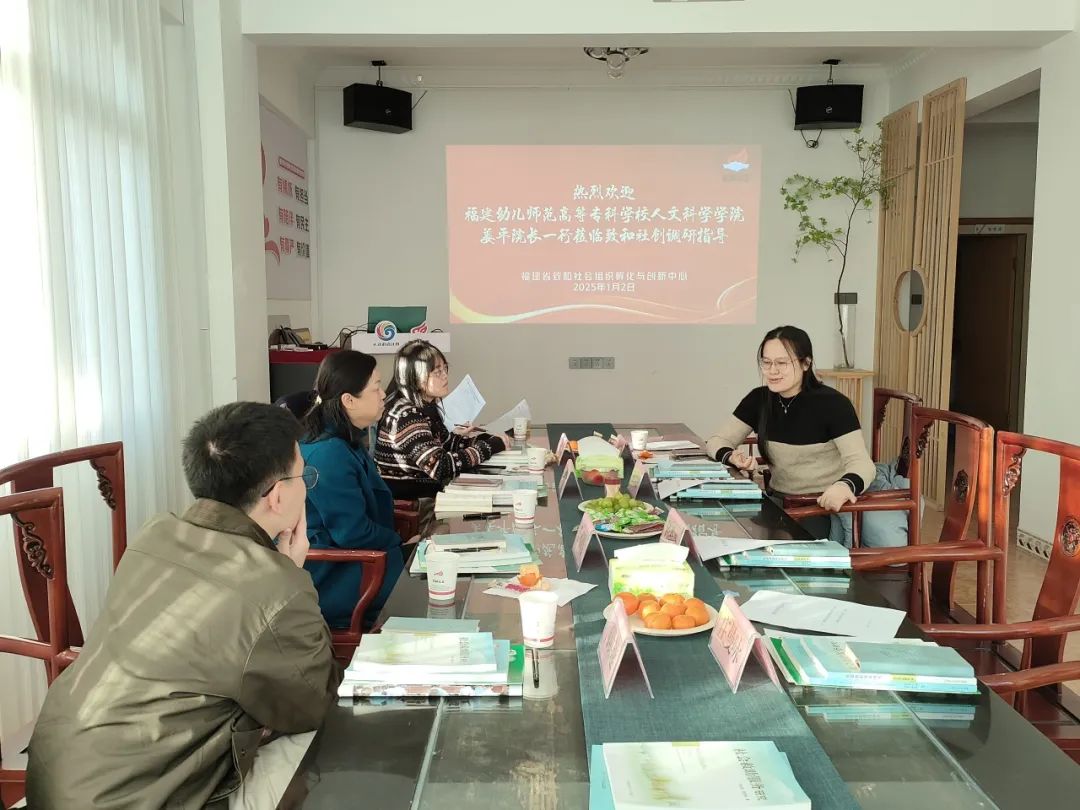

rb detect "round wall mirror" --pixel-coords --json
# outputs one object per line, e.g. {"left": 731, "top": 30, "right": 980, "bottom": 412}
{"left": 896, "top": 269, "right": 926, "bottom": 332}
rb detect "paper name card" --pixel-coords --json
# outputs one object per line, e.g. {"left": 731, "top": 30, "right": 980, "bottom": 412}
{"left": 598, "top": 598, "right": 653, "bottom": 699}
{"left": 572, "top": 513, "right": 606, "bottom": 571}
{"left": 557, "top": 458, "right": 581, "bottom": 499}
{"left": 709, "top": 595, "right": 781, "bottom": 692}
{"left": 627, "top": 460, "right": 656, "bottom": 499}
{"left": 554, "top": 433, "right": 572, "bottom": 463}
{"left": 660, "top": 508, "right": 705, "bottom": 562}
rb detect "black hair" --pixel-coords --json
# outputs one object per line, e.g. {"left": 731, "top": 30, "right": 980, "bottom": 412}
{"left": 384, "top": 340, "right": 448, "bottom": 409}
{"left": 302, "top": 350, "right": 378, "bottom": 448}
{"left": 182, "top": 401, "right": 303, "bottom": 511}
{"left": 755, "top": 325, "right": 822, "bottom": 463}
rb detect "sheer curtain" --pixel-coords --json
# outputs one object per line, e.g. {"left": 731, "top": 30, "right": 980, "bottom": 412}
{"left": 0, "top": 0, "right": 210, "bottom": 736}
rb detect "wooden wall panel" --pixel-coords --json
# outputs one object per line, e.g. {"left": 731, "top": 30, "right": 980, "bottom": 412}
{"left": 910, "top": 79, "right": 967, "bottom": 505}
{"left": 873, "top": 102, "right": 919, "bottom": 463}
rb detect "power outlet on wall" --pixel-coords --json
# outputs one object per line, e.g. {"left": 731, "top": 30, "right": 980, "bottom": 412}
{"left": 569, "top": 356, "right": 615, "bottom": 370}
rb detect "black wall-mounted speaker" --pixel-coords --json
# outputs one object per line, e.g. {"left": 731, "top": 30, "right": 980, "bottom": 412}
{"left": 794, "top": 84, "right": 863, "bottom": 130}
{"left": 343, "top": 83, "right": 412, "bottom": 134}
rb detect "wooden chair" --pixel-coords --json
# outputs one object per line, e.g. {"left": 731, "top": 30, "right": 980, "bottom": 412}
{"left": 0, "top": 443, "right": 125, "bottom": 649}
{"left": 871, "top": 388, "right": 921, "bottom": 475}
{"left": 918, "top": 432, "right": 1080, "bottom": 725}
{"left": 0, "top": 488, "right": 72, "bottom": 810}
{"left": 305, "top": 548, "right": 388, "bottom": 663}
{"left": 843, "top": 407, "right": 997, "bottom": 624}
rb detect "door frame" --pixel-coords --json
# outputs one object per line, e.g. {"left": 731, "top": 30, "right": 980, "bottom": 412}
{"left": 956, "top": 218, "right": 1033, "bottom": 432}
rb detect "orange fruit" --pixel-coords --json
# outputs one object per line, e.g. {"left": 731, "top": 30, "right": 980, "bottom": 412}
{"left": 671, "top": 615, "right": 697, "bottom": 630}
{"left": 660, "top": 602, "right": 687, "bottom": 617}
{"left": 660, "top": 593, "right": 685, "bottom": 606}
{"left": 518, "top": 572, "right": 539, "bottom": 587}
{"left": 644, "top": 613, "right": 673, "bottom": 630}
{"left": 637, "top": 592, "right": 657, "bottom": 605}
{"left": 639, "top": 601, "right": 662, "bottom": 621}
{"left": 686, "top": 605, "right": 710, "bottom": 626}
{"left": 614, "top": 592, "right": 640, "bottom": 616}
{"left": 684, "top": 597, "right": 706, "bottom": 611}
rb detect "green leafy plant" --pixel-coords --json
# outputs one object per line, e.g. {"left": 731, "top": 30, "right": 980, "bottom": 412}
{"left": 781, "top": 128, "right": 885, "bottom": 367}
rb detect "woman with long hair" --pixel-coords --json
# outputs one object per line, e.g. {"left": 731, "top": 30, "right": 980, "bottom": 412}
{"left": 375, "top": 340, "right": 511, "bottom": 499}
{"left": 300, "top": 350, "right": 404, "bottom": 628}
{"left": 707, "top": 325, "right": 876, "bottom": 539}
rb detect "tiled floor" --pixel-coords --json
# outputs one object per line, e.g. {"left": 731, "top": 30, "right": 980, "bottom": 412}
{"left": 922, "top": 505, "right": 1080, "bottom": 698}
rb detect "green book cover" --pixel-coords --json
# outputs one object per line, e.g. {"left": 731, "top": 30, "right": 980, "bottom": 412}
{"left": 845, "top": 641, "right": 975, "bottom": 679}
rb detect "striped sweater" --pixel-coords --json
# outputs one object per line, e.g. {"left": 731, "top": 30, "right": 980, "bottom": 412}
{"left": 374, "top": 394, "right": 508, "bottom": 499}
{"left": 706, "top": 385, "right": 876, "bottom": 496}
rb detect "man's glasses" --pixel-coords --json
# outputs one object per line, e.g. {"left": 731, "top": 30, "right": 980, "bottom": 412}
{"left": 261, "top": 465, "right": 319, "bottom": 498}
{"left": 431, "top": 365, "right": 450, "bottom": 380}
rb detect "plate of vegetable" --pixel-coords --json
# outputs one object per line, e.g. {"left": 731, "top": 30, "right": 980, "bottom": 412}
{"left": 578, "top": 493, "right": 666, "bottom": 539}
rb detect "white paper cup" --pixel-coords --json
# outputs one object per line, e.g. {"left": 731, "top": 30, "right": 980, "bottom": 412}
{"left": 512, "top": 489, "right": 539, "bottom": 524}
{"left": 425, "top": 550, "right": 458, "bottom": 603}
{"left": 526, "top": 446, "right": 547, "bottom": 472}
{"left": 520, "top": 590, "right": 559, "bottom": 648}
{"left": 630, "top": 430, "right": 650, "bottom": 451}
{"left": 523, "top": 648, "right": 559, "bottom": 700}
{"left": 513, "top": 417, "right": 529, "bottom": 440}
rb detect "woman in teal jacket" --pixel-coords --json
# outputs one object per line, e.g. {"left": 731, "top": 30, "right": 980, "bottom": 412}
{"left": 300, "top": 350, "right": 404, "bottom": 629}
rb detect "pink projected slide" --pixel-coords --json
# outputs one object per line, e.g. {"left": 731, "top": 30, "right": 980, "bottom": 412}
{"left": 447, "top": 145, "right": 761, "bottom": 325}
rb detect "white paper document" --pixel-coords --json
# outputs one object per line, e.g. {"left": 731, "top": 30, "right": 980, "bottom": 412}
{"left": 657, "top": 478, "right": 724, "bottom": 500}
{"left": 440, "top": 374, "right": 486, "bottom": 430}
{"left": 483, "top": 399, "right": 531, "bottom": 434}
{"left": 739, "top": 590, "right": 905, "bottom": 640}
{"left": 483, "top": 577, "right": 596, "bottom": 607}
{"left": 645, "top": 440, "right": 700, "bottom": 451}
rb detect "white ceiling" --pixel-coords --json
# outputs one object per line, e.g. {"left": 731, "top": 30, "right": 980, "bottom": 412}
{"left": 294, "top": 45, "right": 917, "bottom": 70}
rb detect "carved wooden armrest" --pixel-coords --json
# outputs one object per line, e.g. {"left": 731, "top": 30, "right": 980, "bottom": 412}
{"left": 305, "top": 549, "right": 388, "bottom": 636}
{"left": 850, "top": 541, "right": 1001, "bottom": 570}
{"left": 980, "top": 661, "right": 1080, "bottom": 695}
{"left": 921, "top": 613, "right": 1080, "bottom": 641}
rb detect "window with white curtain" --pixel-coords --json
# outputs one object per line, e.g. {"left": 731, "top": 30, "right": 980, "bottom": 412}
{"left": 0, "top": 0, "right": 211, "bottom": 739}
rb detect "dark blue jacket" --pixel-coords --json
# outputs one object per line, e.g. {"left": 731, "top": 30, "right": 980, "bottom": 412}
{"left": 300, "top": 434, "right": 404, "bottom": 628}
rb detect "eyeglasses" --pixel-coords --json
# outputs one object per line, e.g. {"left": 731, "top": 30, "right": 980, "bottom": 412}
{"left": 431, "top": 365, "right": 449, "bottom": 379}
{"left": 261, "top": 465, "right": 319, "bottom": 498}
{"left": 758, "top": 359, "right": 794, "bottom": 372}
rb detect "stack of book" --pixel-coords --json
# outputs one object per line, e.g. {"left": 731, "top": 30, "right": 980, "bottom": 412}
{"left": 590, "top": 741, "right": 810, "bottom": 809}
{"left": 651, "top": 461, "right": 735, "bottom": 480}
{"left": 434, "top": 489, "right": 495, "bottom": 513}
{"left": 445, "top": 473, "right": 546, "bottom": 507}
{"left": 765, "top": 633, "right": 979, "bottom": 695}
{"left": 409, "top": 534, "right": 540, "bottom": 575}
{"left": 719, "top": 541, "right": 851, "bottom": 570}
{"left": 480, "top": 450, "right": 531, "bottom": 470}
{"left": 338, "top": 627, "right": 525, "bottom": 698}
{"left": 671, "top": 480, "right": 763, "bottom": 501}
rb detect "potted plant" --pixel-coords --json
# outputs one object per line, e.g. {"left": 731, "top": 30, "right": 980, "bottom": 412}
{"left": 780, "top": 128, "right": 884, "bottom": 368}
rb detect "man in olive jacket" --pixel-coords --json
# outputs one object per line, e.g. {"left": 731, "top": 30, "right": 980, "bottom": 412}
{"left": 27, "top": 402, "right": 340, "bottom": 808}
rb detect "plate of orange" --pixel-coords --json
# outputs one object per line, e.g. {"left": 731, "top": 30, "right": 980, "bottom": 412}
{"left": 604, "top": 592, "right": 717, "bottom": 637}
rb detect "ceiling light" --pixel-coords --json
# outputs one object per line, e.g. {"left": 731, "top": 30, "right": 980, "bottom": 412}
{"left": 584, "top": 47, "right": 650, "bottom": 79}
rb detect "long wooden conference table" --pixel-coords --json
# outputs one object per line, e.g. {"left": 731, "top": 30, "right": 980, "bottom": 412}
{"left": 293, "top": 423, "right": 1080, "bottom": 809}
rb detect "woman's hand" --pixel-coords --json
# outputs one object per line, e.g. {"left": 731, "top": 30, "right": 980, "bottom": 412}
{"left": 725, "top": 450, "right": 756, "bottom": 472}
{"left": 817, "top": 482, "right": 857, "bottom": 513}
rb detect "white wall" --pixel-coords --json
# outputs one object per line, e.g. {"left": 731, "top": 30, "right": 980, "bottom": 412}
{"left": 959, "top": 124, "right": 1039, "bottom": 219}
{"left": 190, "top": 0, "right": 270, "bottom": 402}
{"left": 314, "top": 76, "right": 888, "bottom": 437}
{"left": 1019, "top": 16, "right": 1080, "bottom": 545}
{"left": 242, "top": 0, "right": 1072, "bottom": 45}
{"left": 258, "top": 47, "right": 317, "bottom": 136}
{"left": 888, "top": 48, "right": 1042, "bottom": 115}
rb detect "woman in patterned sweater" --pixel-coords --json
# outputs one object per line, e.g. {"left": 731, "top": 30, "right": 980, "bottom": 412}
{"left": 375, "top": 340, "right": 512, "bottom": 499}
